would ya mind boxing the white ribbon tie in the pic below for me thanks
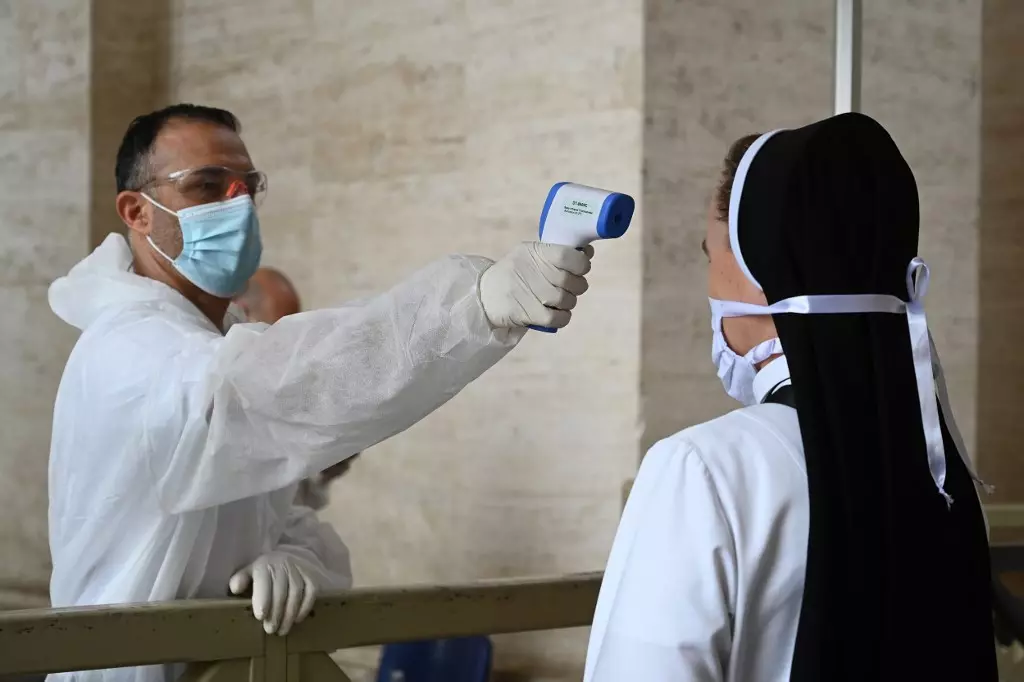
[751,257,985,507]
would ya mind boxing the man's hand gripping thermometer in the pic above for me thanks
[530,182,635,332]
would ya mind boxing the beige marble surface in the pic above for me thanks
[979,0,1024,502]
[0,0,89,610]
[89,0,170,249]
[641,0,834,454]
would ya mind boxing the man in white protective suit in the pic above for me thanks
[227,266,360,511]
[47,104,593,682]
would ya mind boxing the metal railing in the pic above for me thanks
[988,505,1024,664]
[3,505,1023,681]
[0,573,600,681]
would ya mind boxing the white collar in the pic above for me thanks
[753,355,791,404]
[48,233,218,334]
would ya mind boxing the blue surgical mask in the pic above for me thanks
[143,193,262,297]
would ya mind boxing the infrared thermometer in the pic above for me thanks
[531,182,635,332]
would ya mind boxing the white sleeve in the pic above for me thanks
[155,255,523,512]
[275,504,353,591]
[584,438,737,682]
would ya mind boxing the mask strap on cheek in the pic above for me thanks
[709,299,782,353]
[139,194,178,264]
[140,192,178,218]
[146,236,175,264]
[745,337,784,364]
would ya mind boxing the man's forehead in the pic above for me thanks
[149,119,253,175]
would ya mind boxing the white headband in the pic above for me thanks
[728,129,785,291]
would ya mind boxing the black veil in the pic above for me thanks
[732,113,995,680]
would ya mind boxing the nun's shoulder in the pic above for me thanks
[658,404,801,456]
[647,405,806,506]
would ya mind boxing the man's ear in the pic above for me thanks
[116,191,151,236]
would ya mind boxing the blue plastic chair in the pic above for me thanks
[375,636,493,682]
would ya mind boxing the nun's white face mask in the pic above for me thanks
[709,299,783,406]
[704,158,783,406]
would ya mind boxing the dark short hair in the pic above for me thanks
[114,103,241,193]
[715,133,761,223]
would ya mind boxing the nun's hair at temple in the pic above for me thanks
[715,133,761,226]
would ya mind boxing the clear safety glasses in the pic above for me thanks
[139,166,269,207]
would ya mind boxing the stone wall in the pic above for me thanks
[0,0,89,611]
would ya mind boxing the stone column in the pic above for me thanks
[979,0,1024,507]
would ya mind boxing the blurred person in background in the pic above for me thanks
[47,103,594,682]
[227,266,300,328]
[227,267,361,510]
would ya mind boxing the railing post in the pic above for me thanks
[289,653,352,682]
[179,659,253,682]
[265,635,288,681]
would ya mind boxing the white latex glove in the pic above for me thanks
[479,242,594,329]
[229,551,318,636]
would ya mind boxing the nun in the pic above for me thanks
[583,113,996,681]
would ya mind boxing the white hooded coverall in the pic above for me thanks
[46,234,522,682]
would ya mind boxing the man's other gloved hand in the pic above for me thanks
[229,551,318,636]
[480,242,593,329]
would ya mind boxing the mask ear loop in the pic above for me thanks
[140,192,178,218]
[139,193,178,264]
